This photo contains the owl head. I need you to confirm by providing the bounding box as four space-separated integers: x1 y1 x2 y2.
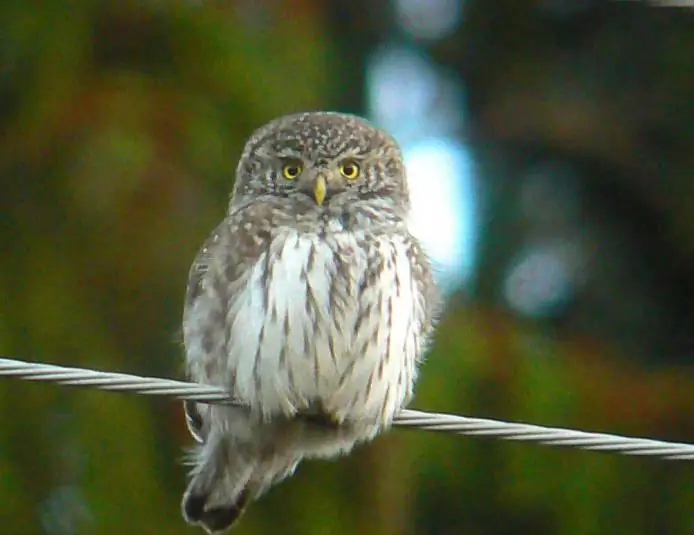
230 112 410 217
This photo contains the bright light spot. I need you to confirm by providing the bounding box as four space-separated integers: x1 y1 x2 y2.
366 45 438 137
365 42 476 291
366 45 464 140
404 138 476 289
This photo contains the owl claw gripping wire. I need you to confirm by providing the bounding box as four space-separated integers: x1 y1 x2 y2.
180 112 440 532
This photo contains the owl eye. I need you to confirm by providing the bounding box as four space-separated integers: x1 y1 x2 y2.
338 161 360 180
282 162 303 180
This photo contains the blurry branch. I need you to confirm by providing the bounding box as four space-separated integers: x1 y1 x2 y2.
0 356 693 461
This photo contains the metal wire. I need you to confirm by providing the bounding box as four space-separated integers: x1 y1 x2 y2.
1 356 692 461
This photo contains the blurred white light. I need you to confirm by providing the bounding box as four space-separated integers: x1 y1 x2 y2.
366 44 465 140
366 45 438 136
394 0 463 40
404 138 476 289
365 41 476 291
503 243 580 317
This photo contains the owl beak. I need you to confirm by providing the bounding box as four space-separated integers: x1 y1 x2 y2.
313 175 327 205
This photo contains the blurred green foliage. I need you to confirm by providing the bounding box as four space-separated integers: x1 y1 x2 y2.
0 1 692 535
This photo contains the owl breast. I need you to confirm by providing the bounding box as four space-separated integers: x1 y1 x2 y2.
216 228 425 426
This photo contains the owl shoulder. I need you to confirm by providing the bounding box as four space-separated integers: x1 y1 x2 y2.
184 201 277 306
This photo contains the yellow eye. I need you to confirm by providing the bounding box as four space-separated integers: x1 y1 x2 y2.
282 162 302 180
339 161 360 180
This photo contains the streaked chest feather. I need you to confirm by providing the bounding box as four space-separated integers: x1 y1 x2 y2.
187 230 424 424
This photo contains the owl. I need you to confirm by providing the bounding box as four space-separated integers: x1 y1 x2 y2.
181 112 439 533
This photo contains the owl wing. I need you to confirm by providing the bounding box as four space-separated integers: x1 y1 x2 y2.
408 236 441 354
184 203 276 319
184 225 221 308
182 202 275 443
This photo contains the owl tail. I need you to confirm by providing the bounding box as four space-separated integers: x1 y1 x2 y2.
182 487 250 534
182 433 256 533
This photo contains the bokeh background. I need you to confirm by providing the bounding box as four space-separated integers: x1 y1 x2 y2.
1 1 693 534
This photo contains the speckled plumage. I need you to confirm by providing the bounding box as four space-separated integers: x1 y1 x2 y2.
181 112 439 533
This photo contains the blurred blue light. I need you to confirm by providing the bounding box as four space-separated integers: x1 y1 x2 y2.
503 243 578 318
365 42 477 291
366 45 464 140
403 138 476 290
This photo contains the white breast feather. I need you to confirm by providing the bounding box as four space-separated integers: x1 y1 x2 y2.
192 229 423 426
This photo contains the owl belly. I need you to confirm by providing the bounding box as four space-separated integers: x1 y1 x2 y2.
225 230 422 426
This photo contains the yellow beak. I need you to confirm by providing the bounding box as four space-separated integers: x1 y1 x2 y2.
313 175 327 205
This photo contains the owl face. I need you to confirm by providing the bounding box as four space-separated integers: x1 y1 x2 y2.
231 112 409 213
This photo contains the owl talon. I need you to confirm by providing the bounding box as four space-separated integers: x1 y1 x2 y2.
301 411 341 428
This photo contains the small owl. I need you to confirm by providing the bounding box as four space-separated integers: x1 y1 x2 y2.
181 112 439 533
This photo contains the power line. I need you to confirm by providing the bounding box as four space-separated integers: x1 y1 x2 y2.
0 356 692 460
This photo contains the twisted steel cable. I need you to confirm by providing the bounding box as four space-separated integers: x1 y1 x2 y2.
1 356 692 460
